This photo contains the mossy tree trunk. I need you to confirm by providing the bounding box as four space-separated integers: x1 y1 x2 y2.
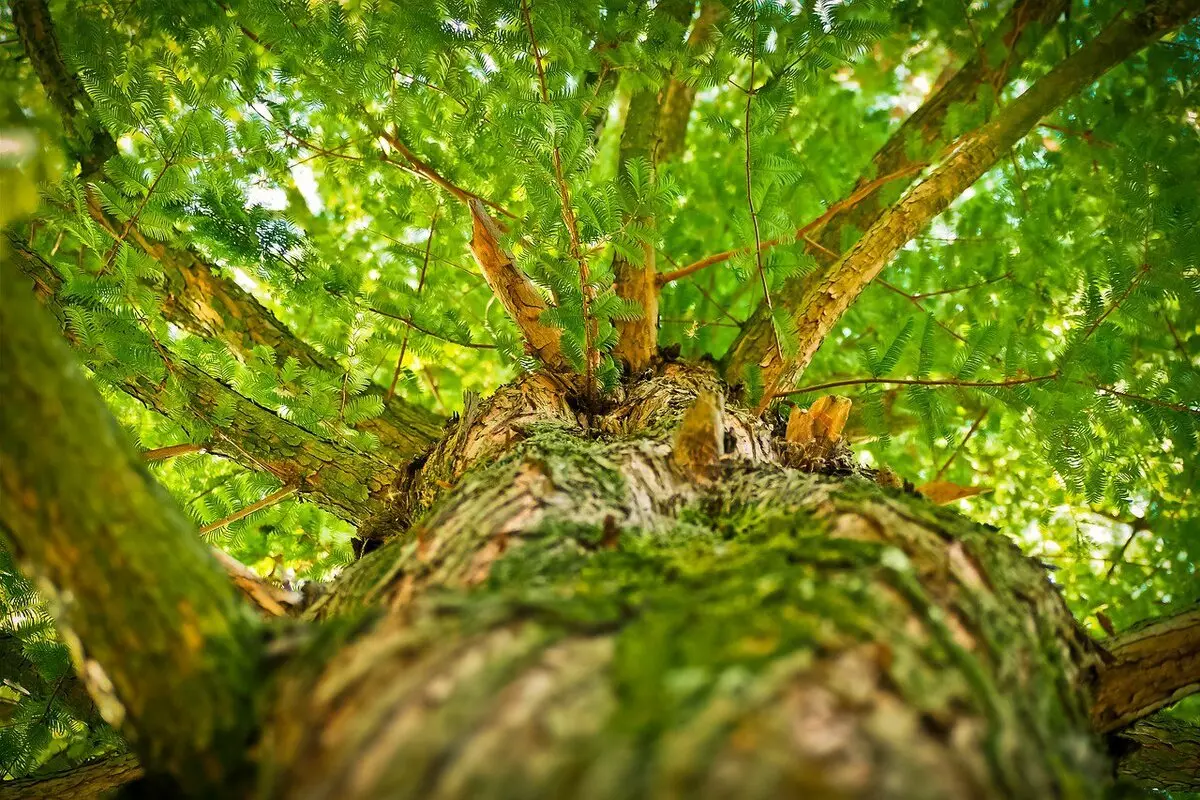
252 364 1113 800
2 273 1195 798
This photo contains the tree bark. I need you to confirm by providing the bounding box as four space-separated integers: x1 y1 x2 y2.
0 255 262 788
1092 605 1200 733
246 363 1130 800
7 340 1197 796
1111 715 1200 792
610 0 703 372
0 753 142 800
727 0 1198 405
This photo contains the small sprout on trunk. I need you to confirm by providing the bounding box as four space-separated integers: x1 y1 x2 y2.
672 390 725 480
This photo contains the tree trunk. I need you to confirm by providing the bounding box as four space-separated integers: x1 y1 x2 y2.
251 364 1112 800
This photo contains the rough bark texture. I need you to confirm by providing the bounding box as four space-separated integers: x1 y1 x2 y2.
0 753 142 800
727 0 1198 405
468 200 570 373
1092 606 1200 733
1111 716 1200 792
246 362 1117 800
0 256 261 788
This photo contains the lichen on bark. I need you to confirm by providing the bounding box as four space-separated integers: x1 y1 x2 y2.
258 363 1112 800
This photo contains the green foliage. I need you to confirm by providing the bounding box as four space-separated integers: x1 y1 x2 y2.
0 0 1197 781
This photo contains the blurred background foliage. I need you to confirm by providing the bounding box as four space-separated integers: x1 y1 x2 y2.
0 0 1196 782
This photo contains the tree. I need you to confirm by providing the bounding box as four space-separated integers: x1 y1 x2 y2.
1 0 1198 796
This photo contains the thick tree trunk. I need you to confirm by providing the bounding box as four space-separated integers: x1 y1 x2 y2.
248 363 1115 800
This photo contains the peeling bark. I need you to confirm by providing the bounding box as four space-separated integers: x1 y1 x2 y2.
468 200 571 373
728 0 1197 406
1092 605 1200 733
1111 715 1200 792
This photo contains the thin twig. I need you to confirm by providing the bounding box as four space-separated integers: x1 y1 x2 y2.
142 442 206 462
1038 122 1113 148
1104 516 1151 580
741 11 782 361
521 0 597 401
875 279 971 346
934 408 988 481
1079 262 1151 343
368 307 495 350
779 372 1059 398
198 486 297 535
911 271 1014 299
658 163 927 284
1090 384 1197 415
387 206 439 400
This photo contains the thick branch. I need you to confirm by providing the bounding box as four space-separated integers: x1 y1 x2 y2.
13 0 441 464
1092 604 1200 734
467 199 570 372
0 753 143 800
1111 715 1200 792
0 255 261 787
10 0 115 176
737 0 1197 409
723 0 1070 380
10 241 395 522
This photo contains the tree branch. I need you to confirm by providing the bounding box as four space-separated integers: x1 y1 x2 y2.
141 442 206 462
611 0 716 371
0 753 143 799
10 242 395 522
197 485 297 536
387 206 439 400
722 0 1071 380
12 0 442 465
660 163 927 285
934 408 989 480
0 254 261 787
778 373 1059 397
467 199 570 372
738 0 1196 410
1111 715 1200 792
1092 604 1200 734
207 549 303 618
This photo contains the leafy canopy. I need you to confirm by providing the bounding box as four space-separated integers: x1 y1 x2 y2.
0 0 1197 780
